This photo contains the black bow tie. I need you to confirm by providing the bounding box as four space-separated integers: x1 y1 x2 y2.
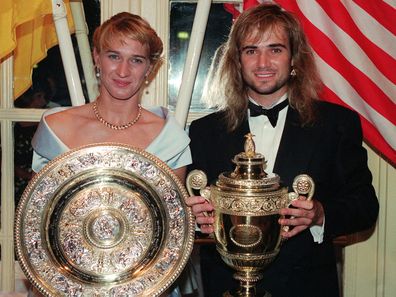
248 99 289 127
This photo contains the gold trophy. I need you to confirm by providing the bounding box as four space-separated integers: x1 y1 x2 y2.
187 134 314 297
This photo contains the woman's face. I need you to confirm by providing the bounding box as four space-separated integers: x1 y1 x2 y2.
94 37 152 101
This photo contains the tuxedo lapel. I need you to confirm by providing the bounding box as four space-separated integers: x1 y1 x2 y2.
209 109 319 187
202 114 250 180
219 117 250 158
274 108 320 186
230 118 250 149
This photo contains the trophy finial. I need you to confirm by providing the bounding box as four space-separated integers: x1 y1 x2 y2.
230 133 267 179
244 133 256 158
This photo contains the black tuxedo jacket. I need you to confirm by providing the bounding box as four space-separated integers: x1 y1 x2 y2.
188 101 379 297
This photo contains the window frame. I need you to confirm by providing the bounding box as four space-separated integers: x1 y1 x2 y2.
140 0 242 124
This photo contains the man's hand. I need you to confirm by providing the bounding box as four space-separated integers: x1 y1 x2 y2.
278 196 324 238
186 196 215 234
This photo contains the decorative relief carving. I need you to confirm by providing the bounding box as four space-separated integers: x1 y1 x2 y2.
15 144 194 297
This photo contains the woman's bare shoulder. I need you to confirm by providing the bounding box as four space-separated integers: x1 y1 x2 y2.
45 105 92 134
142 107 166 125
141 107 166 132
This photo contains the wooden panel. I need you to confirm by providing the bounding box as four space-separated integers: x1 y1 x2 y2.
343 146 396 297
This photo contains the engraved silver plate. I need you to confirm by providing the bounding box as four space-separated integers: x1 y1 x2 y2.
14 143 195 297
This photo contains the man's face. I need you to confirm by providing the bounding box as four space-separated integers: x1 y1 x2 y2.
240 25 292 105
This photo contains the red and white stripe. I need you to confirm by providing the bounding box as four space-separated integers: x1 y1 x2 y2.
225 0 396 166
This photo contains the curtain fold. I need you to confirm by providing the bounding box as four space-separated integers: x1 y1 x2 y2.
0 0 75 99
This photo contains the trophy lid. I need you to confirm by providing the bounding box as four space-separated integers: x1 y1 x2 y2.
217 133 280 190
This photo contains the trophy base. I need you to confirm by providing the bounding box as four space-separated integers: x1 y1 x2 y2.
222 289 272 297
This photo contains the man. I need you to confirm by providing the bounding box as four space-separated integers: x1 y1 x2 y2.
187 4 379 297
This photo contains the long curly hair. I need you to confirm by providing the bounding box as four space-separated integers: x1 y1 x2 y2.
202 4 322 131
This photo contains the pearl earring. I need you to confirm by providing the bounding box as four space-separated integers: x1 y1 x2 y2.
290 68 296 76
145 80 149 95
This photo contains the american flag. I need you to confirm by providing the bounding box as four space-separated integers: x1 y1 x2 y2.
225 0 396 166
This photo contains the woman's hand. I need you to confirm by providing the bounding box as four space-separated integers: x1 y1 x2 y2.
186 196 215 234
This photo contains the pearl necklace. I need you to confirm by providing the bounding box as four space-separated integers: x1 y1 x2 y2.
92 101 142 130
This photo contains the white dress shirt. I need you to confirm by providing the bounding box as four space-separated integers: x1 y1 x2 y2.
248 93 288 174
248 94 324 243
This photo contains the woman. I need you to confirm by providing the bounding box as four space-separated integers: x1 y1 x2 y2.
31 12 195 296
32 12 190 179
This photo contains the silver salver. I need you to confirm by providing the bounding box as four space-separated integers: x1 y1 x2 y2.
14 143 195 297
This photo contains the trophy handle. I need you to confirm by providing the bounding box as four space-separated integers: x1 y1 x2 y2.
291 174 315 201
186 169 209 197
283 174 315 232
186 170 211 216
